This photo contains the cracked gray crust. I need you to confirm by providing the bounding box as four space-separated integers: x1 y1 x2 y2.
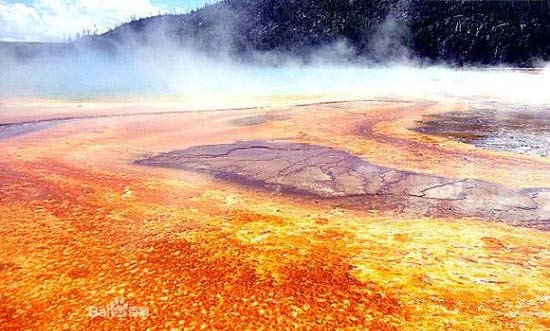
136 141 550 231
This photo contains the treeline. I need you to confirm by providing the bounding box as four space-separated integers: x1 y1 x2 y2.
91 0 550 66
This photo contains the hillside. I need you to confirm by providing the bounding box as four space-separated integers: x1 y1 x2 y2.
96 0 550 66
4 0 550 66
0 41 72 61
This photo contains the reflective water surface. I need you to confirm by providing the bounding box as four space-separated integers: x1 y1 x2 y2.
415 108 550 157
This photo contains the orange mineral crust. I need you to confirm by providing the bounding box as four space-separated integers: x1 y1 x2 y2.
0 99 548 330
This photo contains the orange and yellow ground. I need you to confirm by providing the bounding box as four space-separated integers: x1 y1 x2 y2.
0 99 548 330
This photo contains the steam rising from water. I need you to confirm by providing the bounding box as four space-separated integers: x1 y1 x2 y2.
1 41 550 107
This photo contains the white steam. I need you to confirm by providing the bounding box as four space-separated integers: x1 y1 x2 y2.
1 37 550 108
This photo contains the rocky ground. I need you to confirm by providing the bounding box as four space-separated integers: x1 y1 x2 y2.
137 140 550 230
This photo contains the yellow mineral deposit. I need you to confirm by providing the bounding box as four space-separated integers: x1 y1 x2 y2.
0 97 548 330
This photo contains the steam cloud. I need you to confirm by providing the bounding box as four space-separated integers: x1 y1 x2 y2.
1 24 550 108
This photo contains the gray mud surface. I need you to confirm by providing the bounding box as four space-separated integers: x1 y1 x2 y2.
415 109 550 158
137 141 550 230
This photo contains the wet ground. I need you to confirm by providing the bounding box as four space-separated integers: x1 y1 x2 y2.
0 120 60 140
0 99 548 330
414 108 550 157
